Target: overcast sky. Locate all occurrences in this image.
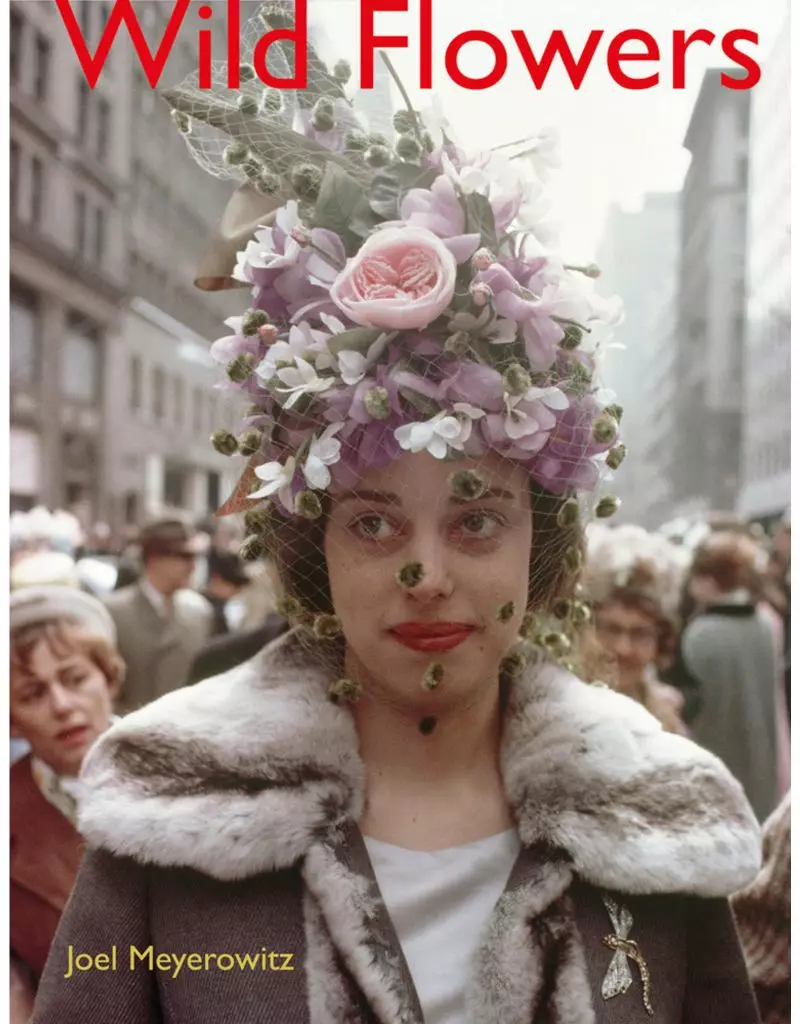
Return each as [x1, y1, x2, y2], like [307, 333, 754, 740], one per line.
[312, 0, 786, 258]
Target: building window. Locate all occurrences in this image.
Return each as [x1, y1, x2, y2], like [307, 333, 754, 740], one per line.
[152, 366, 165, 420]
[10, 287, 40, 387]
[62, 316, 101, 403]
[10, 140, 20, 218]
[30, 157, 44, 226]
[93, 206, 106, 263]
[75, 192, 87, 256]
[77, 78, 90, 143]
[129, 355, 143, 412]
[35, 33, 51, 102]
[172, 377, 184, 427]
[96, 97, 110, 162]
[11, 10, 23, 86]
[163, 463, 188, 508]
[124, 491, 139, 525]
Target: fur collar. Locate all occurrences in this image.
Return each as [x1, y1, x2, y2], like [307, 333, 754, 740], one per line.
[80, 630, 760, 895]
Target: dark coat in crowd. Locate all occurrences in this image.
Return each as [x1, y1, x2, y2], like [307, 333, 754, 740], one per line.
[104, 583, 213, 711]
[188, 613, 289, 684]
[33, 633, 762, 1024]
[682, 602, 780, 821]
[11, 756, 84, 982]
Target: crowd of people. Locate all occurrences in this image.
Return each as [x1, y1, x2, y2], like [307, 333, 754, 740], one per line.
[9, 504, 790, 1021]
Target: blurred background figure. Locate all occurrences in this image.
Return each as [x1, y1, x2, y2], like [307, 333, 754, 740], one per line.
[680, 532, 784, 820]
[732, 791, 791, 1024]
[202, 550, 251, 636]
[10, 587, 122, 1020]
[104, 520, 213, 711]
[583, 524, 690, 733]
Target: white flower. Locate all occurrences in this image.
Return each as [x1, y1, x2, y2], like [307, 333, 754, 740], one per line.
[395, 406, 482, 460]
[504, 386, 568, 441]
[303, 423, 344, 490]
[487, 318, 518, 345]
[276, 357, 333, 409]
[233, 202, 303, 281]
[441, 152, 490, 195]
[336, 334, 391, 386]
[251, 457, 297, 510]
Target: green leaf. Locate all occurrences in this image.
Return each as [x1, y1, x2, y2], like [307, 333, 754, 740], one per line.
[348, 197, 381, 238]
[313, 163, 368, 237]
[326, 327, 384, 357]
[399, 387, 440, 417]
[463, 193, 498, 250]
[367, 163, 438, 219]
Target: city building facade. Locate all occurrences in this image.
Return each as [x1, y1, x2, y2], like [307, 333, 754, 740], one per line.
[736, 17, 791, 521]
[669, 69, 750, 516]
[11, 0, 245, 535]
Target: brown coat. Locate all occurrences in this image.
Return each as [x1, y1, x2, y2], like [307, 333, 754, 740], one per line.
[32, 633, 763, 1023]
[10, 757, 85, 980]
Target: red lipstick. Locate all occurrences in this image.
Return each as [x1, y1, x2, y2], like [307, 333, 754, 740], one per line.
[390, 622, 475, 653]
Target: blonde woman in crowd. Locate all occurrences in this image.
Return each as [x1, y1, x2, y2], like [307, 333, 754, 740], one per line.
[10, 587, 122, 1021]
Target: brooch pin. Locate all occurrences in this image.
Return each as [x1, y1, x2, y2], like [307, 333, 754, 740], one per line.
[601, 893, 654, 1016]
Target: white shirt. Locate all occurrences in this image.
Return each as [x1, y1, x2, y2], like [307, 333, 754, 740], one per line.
[364, 830, 521, 1024]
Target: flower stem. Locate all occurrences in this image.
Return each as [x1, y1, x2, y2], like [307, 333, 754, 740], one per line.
[308, 240, 345, 271]
[379, 50, 424, 143]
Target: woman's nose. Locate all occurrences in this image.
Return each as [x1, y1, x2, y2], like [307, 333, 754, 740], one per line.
[49, 682, 77, 715]
[403, 534, 454, 603]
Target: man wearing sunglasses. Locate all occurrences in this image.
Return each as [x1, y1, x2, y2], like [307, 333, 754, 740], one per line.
[104, 520, 213, 712]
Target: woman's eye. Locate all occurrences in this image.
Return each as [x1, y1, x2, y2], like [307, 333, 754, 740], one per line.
[457, 510, 504, 540]
[63, 674, 89, 688]
[352, 514, 395, 541]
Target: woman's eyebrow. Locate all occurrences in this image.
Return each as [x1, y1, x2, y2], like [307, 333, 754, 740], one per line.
[339, 489, 402, 507]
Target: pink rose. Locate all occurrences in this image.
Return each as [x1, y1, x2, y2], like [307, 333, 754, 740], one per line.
[330, 226, 457, 330]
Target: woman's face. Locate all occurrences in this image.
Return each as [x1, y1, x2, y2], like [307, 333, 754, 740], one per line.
[324, 451, 532, 713]
[593, 600, 659, 693]
[10, 636, 115, 776]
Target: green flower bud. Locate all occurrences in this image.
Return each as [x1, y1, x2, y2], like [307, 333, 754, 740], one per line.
[519, 612, 538, 640]
[345, 130, 369, 152]
[502, 363, 532, 397]
[224, 141, 250, 166]
[595, 495, 621, 519]
[255, 172, 282, 196]
[328, 677, 362, 705]
[294, 490, 323, 520]
[447, 469, 487, 502]
[571, 361, 593, 386]
[606, 443, 627, 470]
[393, 110, 418, 134]
[239, 534, 266, 562]
[244, 506, 272, 535]
[261, 88, 283, 115]
[571, 601, 593, 627]
[557, 499, 581, 528]
[592, 415, 617, 444]
[421, 662, 444, 691]
[564, 547, 583, 574]
[421, 132, 435, 153]
[551, 598, 571, 620]
[242, 309, 270, 336]
[365, 145, 392, 168]
[171, 110, 191, 135]
[237, 430, 262, 457]
[560, 324, 583, 350]
[396, 134, 422, 162]
[396, 561, 424, 589]
[444, 331, 470, 355]
[496, 601, 516, 623]
[333, 59, 352, 83]
[226, 353, 256, 382]
[500, 650, 525, 681]
[605, 403, 623, 423]
[241, 158, 265, 181]
[368, 132, 389, 147]
[418, 716, 437, 735]
[239, 63, 256, 82]
[364, 386, 390, 420]
[544, 631, 571, 657]
[313, 614, 342, 640]
[237, 94, 259, 116]
[290, 161, 323, 200]
[210, 430, 239, 456]
[258, 3, 294, 29]
[311, 98, 335, 132]
[276, 595, 303, 620]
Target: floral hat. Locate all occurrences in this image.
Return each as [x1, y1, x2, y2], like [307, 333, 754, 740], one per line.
[165, 3, 626, 527]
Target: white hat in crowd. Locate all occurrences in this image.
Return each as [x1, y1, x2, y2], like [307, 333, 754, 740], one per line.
[10, 586, 117, 645]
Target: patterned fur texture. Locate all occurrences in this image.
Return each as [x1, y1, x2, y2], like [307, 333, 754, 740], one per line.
[79, 629, 760, 895]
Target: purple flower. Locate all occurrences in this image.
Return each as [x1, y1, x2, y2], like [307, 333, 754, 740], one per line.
[528, 396, 610, 496]
[292, 100, 365, 155]
[400, 175, 480, 264]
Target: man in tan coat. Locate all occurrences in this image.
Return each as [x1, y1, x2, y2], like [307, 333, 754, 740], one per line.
[104, 521, 213, 711]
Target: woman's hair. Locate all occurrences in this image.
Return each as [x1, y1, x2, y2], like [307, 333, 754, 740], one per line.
[268, 481, 583, 618]
[10, 619, 125, 690]
[689, 532, 764, 598]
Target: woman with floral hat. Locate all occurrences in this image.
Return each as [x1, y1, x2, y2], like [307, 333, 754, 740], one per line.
[34, 9, 761, 1023]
